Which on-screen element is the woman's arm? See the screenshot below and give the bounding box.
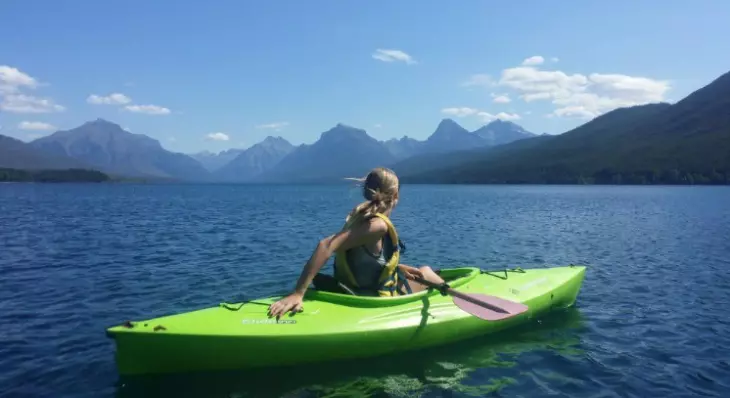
[267,217,387,318]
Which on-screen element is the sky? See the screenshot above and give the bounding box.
[1,0,729,154]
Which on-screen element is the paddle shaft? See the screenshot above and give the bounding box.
[412,276,510,314]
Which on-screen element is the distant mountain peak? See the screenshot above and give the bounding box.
[429,118,470,139]
[386,135,415,143]
[486,119,519,128]
[26,119,209,180]
[436,118,462,129]
[84,118,120,128]
[320,123,368,141]
[213,134,296,181]
[262,135,289,144]
[471,120,535,146]
[333,122,370,131]
[333,123,364,131]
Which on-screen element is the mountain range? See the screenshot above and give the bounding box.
[401,69,730,185]
[0,115,534,183]
[1,68,728,185]
[200,118,535,182]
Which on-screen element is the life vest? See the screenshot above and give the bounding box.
[333,213,410,297]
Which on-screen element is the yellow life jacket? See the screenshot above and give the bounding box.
[333,213,407,297]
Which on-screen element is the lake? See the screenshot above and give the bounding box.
[1,183,729,397]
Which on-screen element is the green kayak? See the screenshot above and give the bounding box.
[106,265,586,375]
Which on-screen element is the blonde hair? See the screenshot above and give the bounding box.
[345,167,400,223]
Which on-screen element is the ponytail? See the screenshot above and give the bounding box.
[346,189,391,223]
[344,168,399,223]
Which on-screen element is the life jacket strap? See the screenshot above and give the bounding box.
[396,267,412,295]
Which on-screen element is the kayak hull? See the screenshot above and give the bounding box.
[107,265,586,375]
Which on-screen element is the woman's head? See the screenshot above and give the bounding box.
[346,167,400,222]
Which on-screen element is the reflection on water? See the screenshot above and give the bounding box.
[115,307,586,397]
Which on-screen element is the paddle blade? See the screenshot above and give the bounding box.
[453,294,529,321]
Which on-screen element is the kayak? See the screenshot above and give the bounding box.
[106,265,586,375]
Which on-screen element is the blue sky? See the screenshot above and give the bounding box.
[1,0,729,154]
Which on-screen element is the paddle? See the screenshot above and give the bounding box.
[411,276,528,321]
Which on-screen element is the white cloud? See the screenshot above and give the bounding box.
[205,132,229,141]
[588,73,669,102]
[256,122,289,130]
[372,49,416,64]
[124,104,171,115]
[500,66,589,98]
[552,106,596,119]
[1,94,65,113]
[551,57,559,63]
[374,123,382,128]
[491,93,511,103]
[494,63,670,119]
[441,107,480,117]
[87,93,131,105]
[478,112,521,122]
[0,65,38,93]
[18,121,56,131]
[442,107,520,122]
[0,66,64,114]
[521,92,553,102]
[522,56,545,66]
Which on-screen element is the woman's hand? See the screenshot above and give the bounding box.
[398,264,424,281]
[267,217,388,319]
[268,293,304,318]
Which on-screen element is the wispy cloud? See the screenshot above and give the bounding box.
[442,107,520,122]
[477,112,521,122]
[0,65,64,114]
[87,93,131,105]
[18,121,56,131]
[491,93,511,103]
[205,132,230,141]
[124,104,171,115]
[521,55,545,66]
[372,49,416,64]
[256,122,289,130]
[1,94,65,113]
[441,107,480,117]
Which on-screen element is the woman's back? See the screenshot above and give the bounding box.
[344,234,395,290]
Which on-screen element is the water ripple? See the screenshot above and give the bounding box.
[1,184,729,397]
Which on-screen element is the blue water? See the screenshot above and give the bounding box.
[1,184,729,397]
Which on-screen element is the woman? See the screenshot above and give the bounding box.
[267,167,445,318]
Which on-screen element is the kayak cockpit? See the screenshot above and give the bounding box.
[305,267,480,307]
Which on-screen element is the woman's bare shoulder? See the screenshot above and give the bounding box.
[349,215,388,234]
